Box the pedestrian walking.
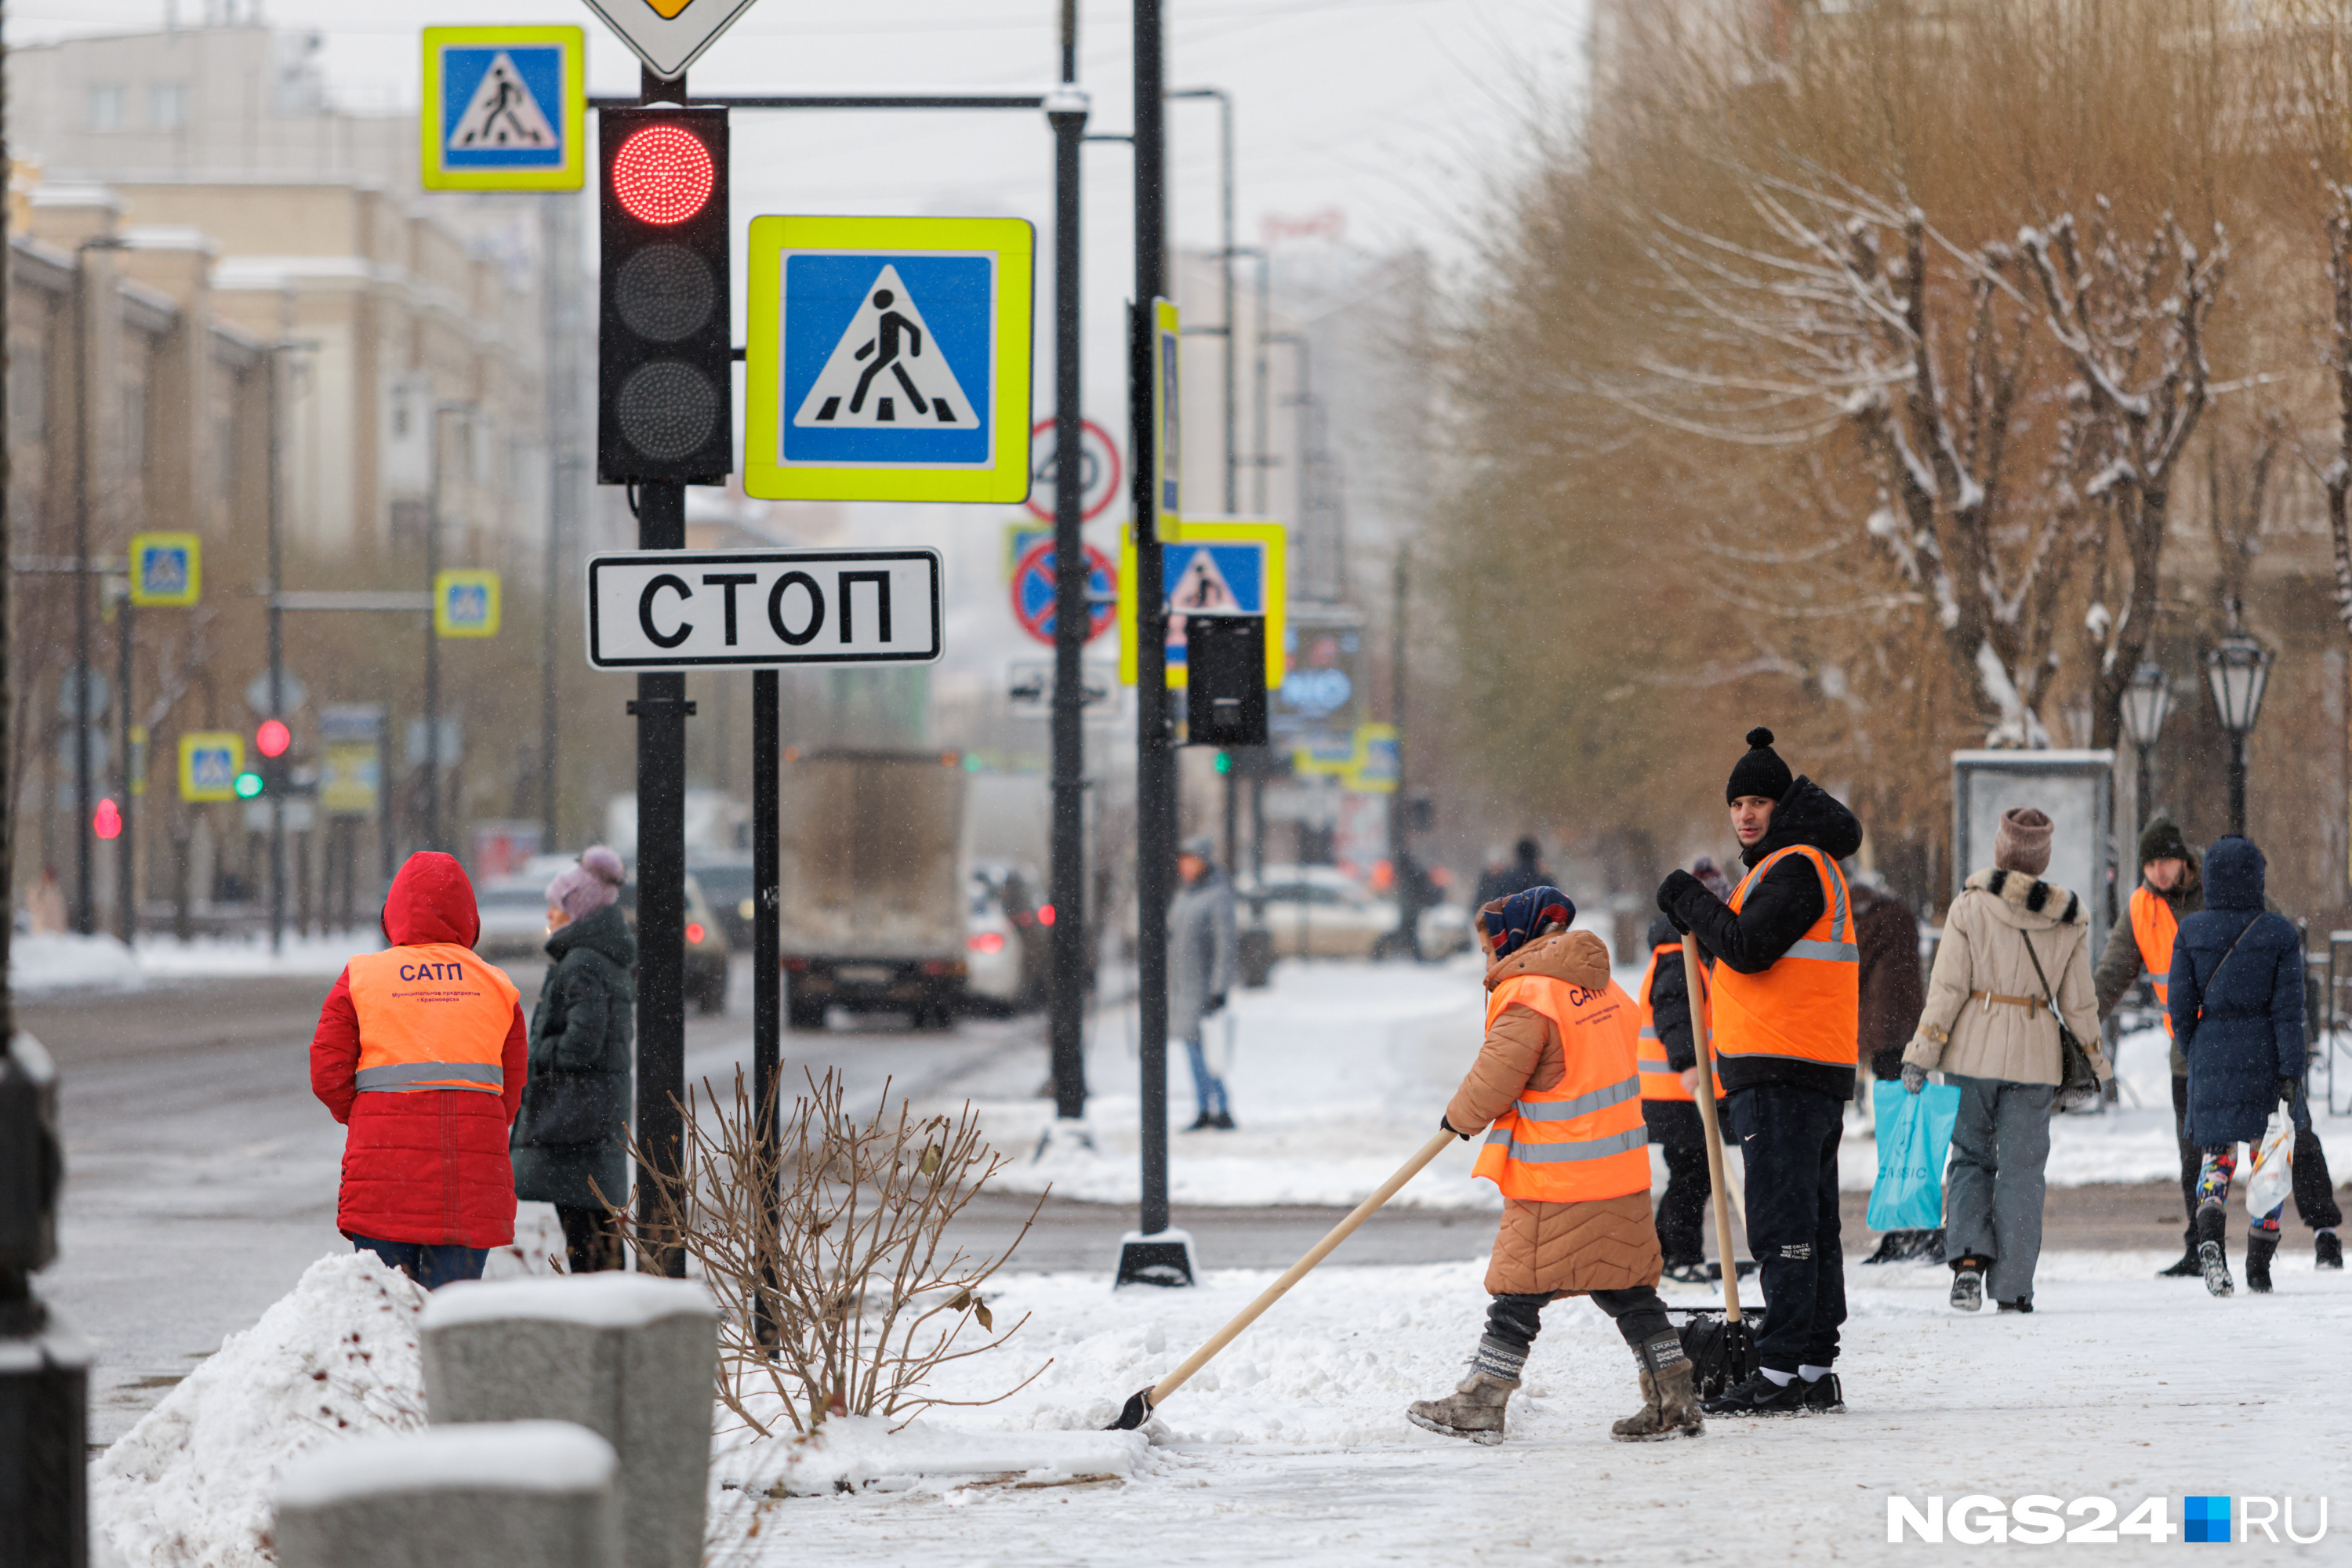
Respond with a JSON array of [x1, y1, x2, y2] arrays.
[[512, 847, 636, 1274], [310, 851, 526, 1290], [1657, 726, 1860, 1416], [27, 866, 66, 934], [1407, 886, 1698, 1446], [1474, 837, 1550, 908], [1170, 834, 1239, 1131], [1853, 873, 1935, 1264], [2096, 820, 2343, 1276], [1900, 808, 2110, 1313], [2168, 835, 2320, 1297], [1636, 858, 1733, 1286]]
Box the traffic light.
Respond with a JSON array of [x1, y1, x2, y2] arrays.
[[234, 769, 265, 800], [245, 719, 292, 797], [1183, 615, 1269, 748], [599, 107, 731, 484], [256, 718, 291, 759]]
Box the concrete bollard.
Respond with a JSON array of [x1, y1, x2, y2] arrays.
[[274, 1419, 619, 1568], [419, 1275, 717, 1568]]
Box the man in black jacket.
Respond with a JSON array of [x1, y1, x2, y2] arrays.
[[1640, 861, 1733, 1283], [1658, 728, 1864, 1417]]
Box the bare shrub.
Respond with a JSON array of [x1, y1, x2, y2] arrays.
[[613, 1066, 1046, 1436]]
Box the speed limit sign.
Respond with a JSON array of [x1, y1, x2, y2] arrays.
[[1025, 416, 1123, 522]]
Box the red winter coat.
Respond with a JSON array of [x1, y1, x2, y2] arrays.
[[311, 852, 527, 1249]]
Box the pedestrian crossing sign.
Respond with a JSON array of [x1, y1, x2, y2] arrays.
[[742, 216, 1035, 503], [179, 732, 244, 804], [1118, 518, 1287, 689], [128, 532, 201, 606], [434, 570, 502, 639], [420, 27, 586, 191]]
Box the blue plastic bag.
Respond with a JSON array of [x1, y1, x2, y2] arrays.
[[1867, 1079, 1962, 1232]]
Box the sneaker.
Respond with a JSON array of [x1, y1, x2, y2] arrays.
[[1950, 1266, 1984, 1312], [1210, 1110, 1237, 1131], [1699, 1369, 1809, 1417], [2318, 1232, 2344, 1272], [1995, 1298, 2033, 1314], [1801, 1372, 1845, 1413]]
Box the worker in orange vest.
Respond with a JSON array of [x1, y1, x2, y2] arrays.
[[2095, 818, 2342, 1276], [311, 851, 527, 1289], [1407, 885, 1700, 1446], [1658, 727, 1861, 1417], [1635, 859, 1732, 1284]]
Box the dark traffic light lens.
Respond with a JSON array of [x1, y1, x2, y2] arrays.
[[616, 245, 716, 343], [618, 361, 720, 459], [612, 125, 714, 225]]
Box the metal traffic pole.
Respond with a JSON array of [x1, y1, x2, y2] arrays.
[[751, 666, 779, 1340], [267, 342, 288, 951], [114, 587, 134, 945]]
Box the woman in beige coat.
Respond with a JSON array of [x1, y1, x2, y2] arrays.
[[1902, 808, 2111, 1312]]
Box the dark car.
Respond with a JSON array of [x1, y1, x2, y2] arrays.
[[686, 855, 756, 950]]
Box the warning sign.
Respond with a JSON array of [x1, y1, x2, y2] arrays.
[[791, 266, 978, 430], [421, 27, 585, 191], [1118, 518, 1287, 690]]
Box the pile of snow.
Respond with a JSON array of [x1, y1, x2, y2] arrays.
[[90, 1252, 427, 1568], [720, 1416, 1149, 1497], [9, 932, 142, 993], [12, 929, 383, 995]]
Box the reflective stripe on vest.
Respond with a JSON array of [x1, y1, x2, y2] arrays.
[[346, 942, 520, 1095], [1709, 844, 1860, 1071], [1635, 942, 1719, 1102], [1471, 974, 1651, 1203], [2130, 885, 2180, 1037]]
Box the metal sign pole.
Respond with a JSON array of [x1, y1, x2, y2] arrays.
[[1047, 65, 1091, 1125], [751, 666, 780, 1341]]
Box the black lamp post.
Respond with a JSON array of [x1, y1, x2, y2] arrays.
[[2204, 630, 2273, 837], [2118, 661, 2172, 832]]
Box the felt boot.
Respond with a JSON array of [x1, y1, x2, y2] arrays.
[[1407, 1337, 1522, 1446], [1610, 1333, 1704, 1443]]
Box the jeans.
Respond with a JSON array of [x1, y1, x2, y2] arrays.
[[1727, 1082, 1846, 1374], [1184, 1033, 1229, 1120], [1485, 1287, 1672, 1354], [1943, 1074, 2055, 1305], [1642, 1098, 1720, 1267], [350, 1235, 489, 1290]]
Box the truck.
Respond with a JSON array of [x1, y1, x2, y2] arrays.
[[779, 750, 970, 1029]]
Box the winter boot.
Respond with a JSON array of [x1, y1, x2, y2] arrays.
[[2245, 1232, 2278, 1295], [1996, 1298, 2034, 1313], [1949, 1260, 1985, 1312], [1610, 1334, 1704, 1442], [2157, 1247, 2202, 1278], [2318, 1231, 2343, 1272], [1861, 1232, 1907, 1266], [1406, 1337, 1522, 1445], [2195, 1207, 2234, 1298]]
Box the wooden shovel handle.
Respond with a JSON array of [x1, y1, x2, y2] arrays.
[[1681, 933, 1744, 1323]]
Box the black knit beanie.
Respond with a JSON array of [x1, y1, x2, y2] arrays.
[[2137, 816, 2190, 868], [1726, 727, 1792, 804]]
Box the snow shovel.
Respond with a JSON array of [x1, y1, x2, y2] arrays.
[[1668, 931, 1759, 1398], [1107, 1127, 1458, 1430]]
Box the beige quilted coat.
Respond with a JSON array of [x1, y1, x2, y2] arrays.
[[1446, 928, 1663, 1298]]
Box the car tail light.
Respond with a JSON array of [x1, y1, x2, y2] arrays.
[[968, 931, 1005, 955], [686, 922, 706, 945], [783, 957, 808, 971]]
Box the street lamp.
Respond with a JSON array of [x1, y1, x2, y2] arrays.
[[2204, 630, 2274, 836], [2118, 662, 2172, 832]]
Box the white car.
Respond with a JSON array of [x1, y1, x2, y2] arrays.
[[474, 875, 557, 960], [964, 862, 1045, 1013], [1239, 864, 1472, 960]]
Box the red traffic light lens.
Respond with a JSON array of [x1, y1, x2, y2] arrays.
[[685, 922, 706, 946], [256, 719, 292, 758], [612, 125, 713, 226], [1036, 903, 1056, 927], [93, 798, 122, 840]]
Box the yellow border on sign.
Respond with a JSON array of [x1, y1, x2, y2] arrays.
[[1153, 298, 1181, 525], [434, 570, 503, 638], [420, 26, 586, 192], [179, 731, 245, 803], [1118, 518, 1286, 690], [127, 532, 201, 606], [742, 215, 1035, 503]]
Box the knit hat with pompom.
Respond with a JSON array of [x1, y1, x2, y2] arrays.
[[1726, 727, 1793, 805], [546, 845, 626, 921]]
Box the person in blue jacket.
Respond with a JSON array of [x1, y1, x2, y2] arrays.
[[2168, 835, 2310, 1297]]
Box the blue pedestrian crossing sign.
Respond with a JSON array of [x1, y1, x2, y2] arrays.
[[742, 216, 1035, 503], [435, 570, 502, 639], [179, 732, 244, 804], [1118, 518, 1287, 689], [128, 532, 201, 606], [421, 27, 586, 192]]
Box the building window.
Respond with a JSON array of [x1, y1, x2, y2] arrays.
[[88, 84, 127, 132], [150, 83, 188, 131]]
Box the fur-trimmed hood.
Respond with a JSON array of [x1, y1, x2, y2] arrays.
[[1962, 866, 2085, 928]]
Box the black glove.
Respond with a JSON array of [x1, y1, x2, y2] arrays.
[[2281, 1076, 2303, 1107], [1656, 869, 1700, 933], [1207, 993, 1228, 1016], [1441, 1113, 1470, 1142]]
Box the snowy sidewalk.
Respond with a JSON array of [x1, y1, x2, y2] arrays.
[[11, 930, 383, 994]]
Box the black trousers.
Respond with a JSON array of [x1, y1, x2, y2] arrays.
[[557, 1203, 624, 1273], [1486, 1287, 1671, 1354], [1728, 1082, 1847, 1374], [1643, 1098, 1721, 1267], [2172, 1074, 2341, 1240]]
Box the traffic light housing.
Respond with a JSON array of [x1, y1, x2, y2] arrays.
[[599, 107, 731, 485], [1183, 615, 1269, 748]]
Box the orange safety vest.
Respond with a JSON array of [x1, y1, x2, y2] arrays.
[[1709, 844, 1859, 1072], [1635, 941, 1721, 1102], [1472, 974, 1651, 1203], [346, 943, 520, 1095], [2130, 884, 2180, 1037]]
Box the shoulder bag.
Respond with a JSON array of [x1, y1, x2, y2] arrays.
[[2018, 927, 2102, 1112]]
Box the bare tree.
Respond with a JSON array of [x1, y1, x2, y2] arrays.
[[2318, 184, 2352, 638]]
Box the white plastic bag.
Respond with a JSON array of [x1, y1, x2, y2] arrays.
[[2245, 1110, 2294, 1222]]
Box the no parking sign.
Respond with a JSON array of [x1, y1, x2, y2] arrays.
[[1010, 539, 1116, 646]]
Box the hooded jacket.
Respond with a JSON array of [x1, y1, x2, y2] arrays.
[[1445, 927, 1664, 1297], [310, 853, 528, 1249], [513, 902, 637, 1212], [2169, 837, 2305, 1149], [1661, 775, 1866, 1099]]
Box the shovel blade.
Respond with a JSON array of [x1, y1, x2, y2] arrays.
[[1105, 1387, 1155, 1431]]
